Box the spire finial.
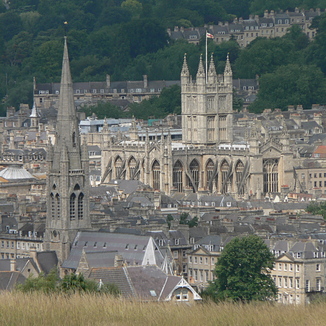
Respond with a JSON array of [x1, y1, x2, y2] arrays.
[[181, 53, 189, 77], [224, 52, 232, 76], [208, 53, 216, 75], [64, 21, 68, 36], [196, 54, 205, 77]]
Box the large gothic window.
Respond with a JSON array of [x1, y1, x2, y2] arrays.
[[115, 156, 123, 179], [206, 159, 217, 191], [235, 161, 244, 195], [70, 193, 76, 220], [78, 193, 84, 220], [263, 159, 279, 194], [129, 157, 137, 179], [189, 159, 200, 192], [152, 160, 160, 190], [221, 160, 230, 194], [56, 194, 60, 219], [173, 161, 183, 192]]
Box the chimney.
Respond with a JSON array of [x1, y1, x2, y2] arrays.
[[106, 74, 111, 88], [143, 75, 148, 88], [29, 246, 42, 272], [10, 258, 16, 272]]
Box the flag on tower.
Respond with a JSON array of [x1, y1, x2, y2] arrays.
[[206, 32, 214, 39]]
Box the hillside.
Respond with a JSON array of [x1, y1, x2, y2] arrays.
[[1, 0, 326, 115]]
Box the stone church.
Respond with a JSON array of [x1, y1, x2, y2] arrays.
[[101, 54, 297, 199], [44, 37, 91, 264]]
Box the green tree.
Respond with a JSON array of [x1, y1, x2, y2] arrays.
[[17, 271, 120, 296], [304, 13, 326, 74], [234, 37, 298, 79], [166, 214, 174, 228], [5, 32, 33, 66], [306, 201, 326, 219], [0, 11, 23, 42], [204, 235, 277, 302], [81, 101, 126, 119], [116, 19, 169, 59], [250, 64, 326, 112], [16, 269, 60, 294], [284, 24, 310, 50], [121, 0, 142, 19], [179, 212, 198, 227]]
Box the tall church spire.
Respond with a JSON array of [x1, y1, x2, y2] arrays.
[[56, 36, 79, 155], [53, 36, 81, 170], [45, 37, 90, 265]]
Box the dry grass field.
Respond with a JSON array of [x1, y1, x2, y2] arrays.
[[0, 292, 325, 326]]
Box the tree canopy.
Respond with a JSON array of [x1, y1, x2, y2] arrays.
[[1, 0, 326, 115], [16, 270, 120, 296], [204, 235, 277, 302]]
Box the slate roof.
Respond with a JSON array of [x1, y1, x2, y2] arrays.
[[36, 251, 58, 274], [0, 271, 26, 291], [194, 235, 222, 251], [0, 258, 35, 272], [89, 267, 133, 296], [62, 231, 164, 270], [84, 251, 118, 269], [89, 265, 192, 301]]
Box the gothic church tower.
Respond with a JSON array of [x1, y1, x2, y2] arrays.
[[44, 37, 91, 264], [181, 54, 233, 146]]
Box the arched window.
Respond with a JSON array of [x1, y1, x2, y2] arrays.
[[56, 194, 60, 219], [50, 193, 55, 219], [173, 161, 183, 192], [129, 157, 137, 179], [70, 193, 76, 220], [78, 193, 84, 220], [263, 159, 279, 193], [235, 161, 244, 195], [115, 157, 123, 179], [221, 160, 230, 194], [206, 159, 217, 191], [74, 184, 80, 191], [189, 159, 200, 192], [152, 160, 160, 190]]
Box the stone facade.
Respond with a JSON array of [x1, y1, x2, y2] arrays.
[[100, 55, 296, 200]]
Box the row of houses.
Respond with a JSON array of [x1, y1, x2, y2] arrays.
[[168, 8, 323, 47]]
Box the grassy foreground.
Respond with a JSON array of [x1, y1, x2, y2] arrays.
[[0, 292, 325, 326]]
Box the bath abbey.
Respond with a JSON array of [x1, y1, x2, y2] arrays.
[[100, 54, 299, 200]]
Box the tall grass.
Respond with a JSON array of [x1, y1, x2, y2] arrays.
[[0, 292, 324, 326]]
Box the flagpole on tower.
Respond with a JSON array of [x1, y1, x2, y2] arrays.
[[205, 31, 214, 84], [205, 30, 208, 84]]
